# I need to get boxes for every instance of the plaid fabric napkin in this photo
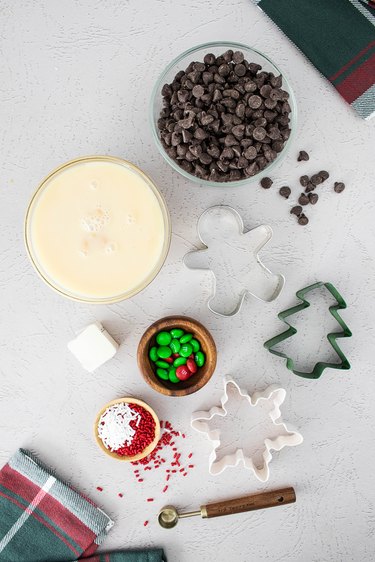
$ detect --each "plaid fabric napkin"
[0,450,166,562]
[252,0,375,119]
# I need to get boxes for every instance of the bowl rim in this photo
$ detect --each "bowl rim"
[24,155,172,304]
[137,315,217,397]
[94,397,161,461]
[149,40,297,188]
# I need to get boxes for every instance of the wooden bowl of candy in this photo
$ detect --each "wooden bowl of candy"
[137,316,217,396]
[94,397,160,461]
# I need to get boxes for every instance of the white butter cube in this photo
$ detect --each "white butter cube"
[68,322,119,372]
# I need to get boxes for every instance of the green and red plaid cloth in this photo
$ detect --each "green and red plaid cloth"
[0,450,166,562]
[252,0,375,119]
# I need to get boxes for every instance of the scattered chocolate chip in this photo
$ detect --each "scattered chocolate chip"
[305,182,315,193]
[300,175,309,187]
[290,205,302,216]
[334,181,345,193]
[311,174,323,186]
[319,170,329,181]
[308,193,318,204]
[298,193,310,206]
[298,214,309,226]
[279,186,291,199]
[297,150,309,162]
[260,177,273,189]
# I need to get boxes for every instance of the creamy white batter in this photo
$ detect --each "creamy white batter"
[27,158,168,300]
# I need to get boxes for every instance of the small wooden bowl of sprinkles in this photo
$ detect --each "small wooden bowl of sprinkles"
[94,398,160,461]
[137,316,217,397]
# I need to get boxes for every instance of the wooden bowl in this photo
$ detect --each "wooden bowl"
[137,316,217,397]
[94,397,160,461]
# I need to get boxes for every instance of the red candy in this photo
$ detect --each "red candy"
[164,356,174,364]
[176,365,191,380]
[187,358,198,374]
[172,353,180,358]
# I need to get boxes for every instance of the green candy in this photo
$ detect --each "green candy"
[180,333,193,344]
[190,338,200,352]
[173,356,187,367]
[156,331,172,346]
[149,346,158,362]
[180,343,193,357]
[156,368,169,380]
[195,351,205,367]
[157,346,172,359]
[156,360,170,368]
[168,368,180,383]
[170,338,181,353]
[170,328,184,338]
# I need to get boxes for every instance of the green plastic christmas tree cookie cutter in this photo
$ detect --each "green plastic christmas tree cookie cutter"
[264,282,352,379]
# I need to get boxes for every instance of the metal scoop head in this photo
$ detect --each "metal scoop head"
[158,506,179,529]
[158,505,201,529]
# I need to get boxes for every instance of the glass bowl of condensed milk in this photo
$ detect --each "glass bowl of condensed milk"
[25,156,171,303]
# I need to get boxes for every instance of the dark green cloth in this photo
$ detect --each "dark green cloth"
[252,0,375,118]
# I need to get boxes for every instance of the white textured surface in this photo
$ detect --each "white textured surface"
[1,1,375,561]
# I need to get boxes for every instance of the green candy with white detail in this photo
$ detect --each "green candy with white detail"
[170,328,184,338]
[195,351,205,367]
[180,343,193,357]
[170,338,181,353]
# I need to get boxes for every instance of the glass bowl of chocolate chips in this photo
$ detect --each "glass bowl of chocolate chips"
[150,41,297,187]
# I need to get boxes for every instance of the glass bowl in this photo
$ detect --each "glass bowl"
[150,41,297,188]
[24,155,171,304]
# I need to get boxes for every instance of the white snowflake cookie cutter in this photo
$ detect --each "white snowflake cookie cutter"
[191,376,303,482]
[183,206,285,317]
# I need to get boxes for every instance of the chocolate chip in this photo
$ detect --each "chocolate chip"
[297,150,309,162]
[234,63,246,77]
[279,186,291,199]
[248,95,262,109]
[244,146,257,160]
[260,177,273,189]
[253,126,267,141]
[305,182,315,193]
[298,214,309,226]
[298,193,310,206]
[334,181,345,193]
[192,85,204,99]
[204,53,216,65]
[300,175,309,187]
[232,51,244,64]
[309,193,318,204]
[319,170,329,181]
[291,205,302,216]
[311,174,323,186]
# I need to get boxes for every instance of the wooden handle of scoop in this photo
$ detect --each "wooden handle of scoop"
[202,487,296,519]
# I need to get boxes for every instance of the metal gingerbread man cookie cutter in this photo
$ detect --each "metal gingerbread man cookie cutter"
[191,376,303,482]
[183,206,285,317]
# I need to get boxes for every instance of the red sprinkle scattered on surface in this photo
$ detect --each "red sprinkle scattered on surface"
[131,420,195,501]
[96,487,103,492]
[144,520,149,527]
[147,498,154,502]
[118,493,123,498]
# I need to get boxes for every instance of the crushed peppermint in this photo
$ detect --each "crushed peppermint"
[97,402,156,457]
